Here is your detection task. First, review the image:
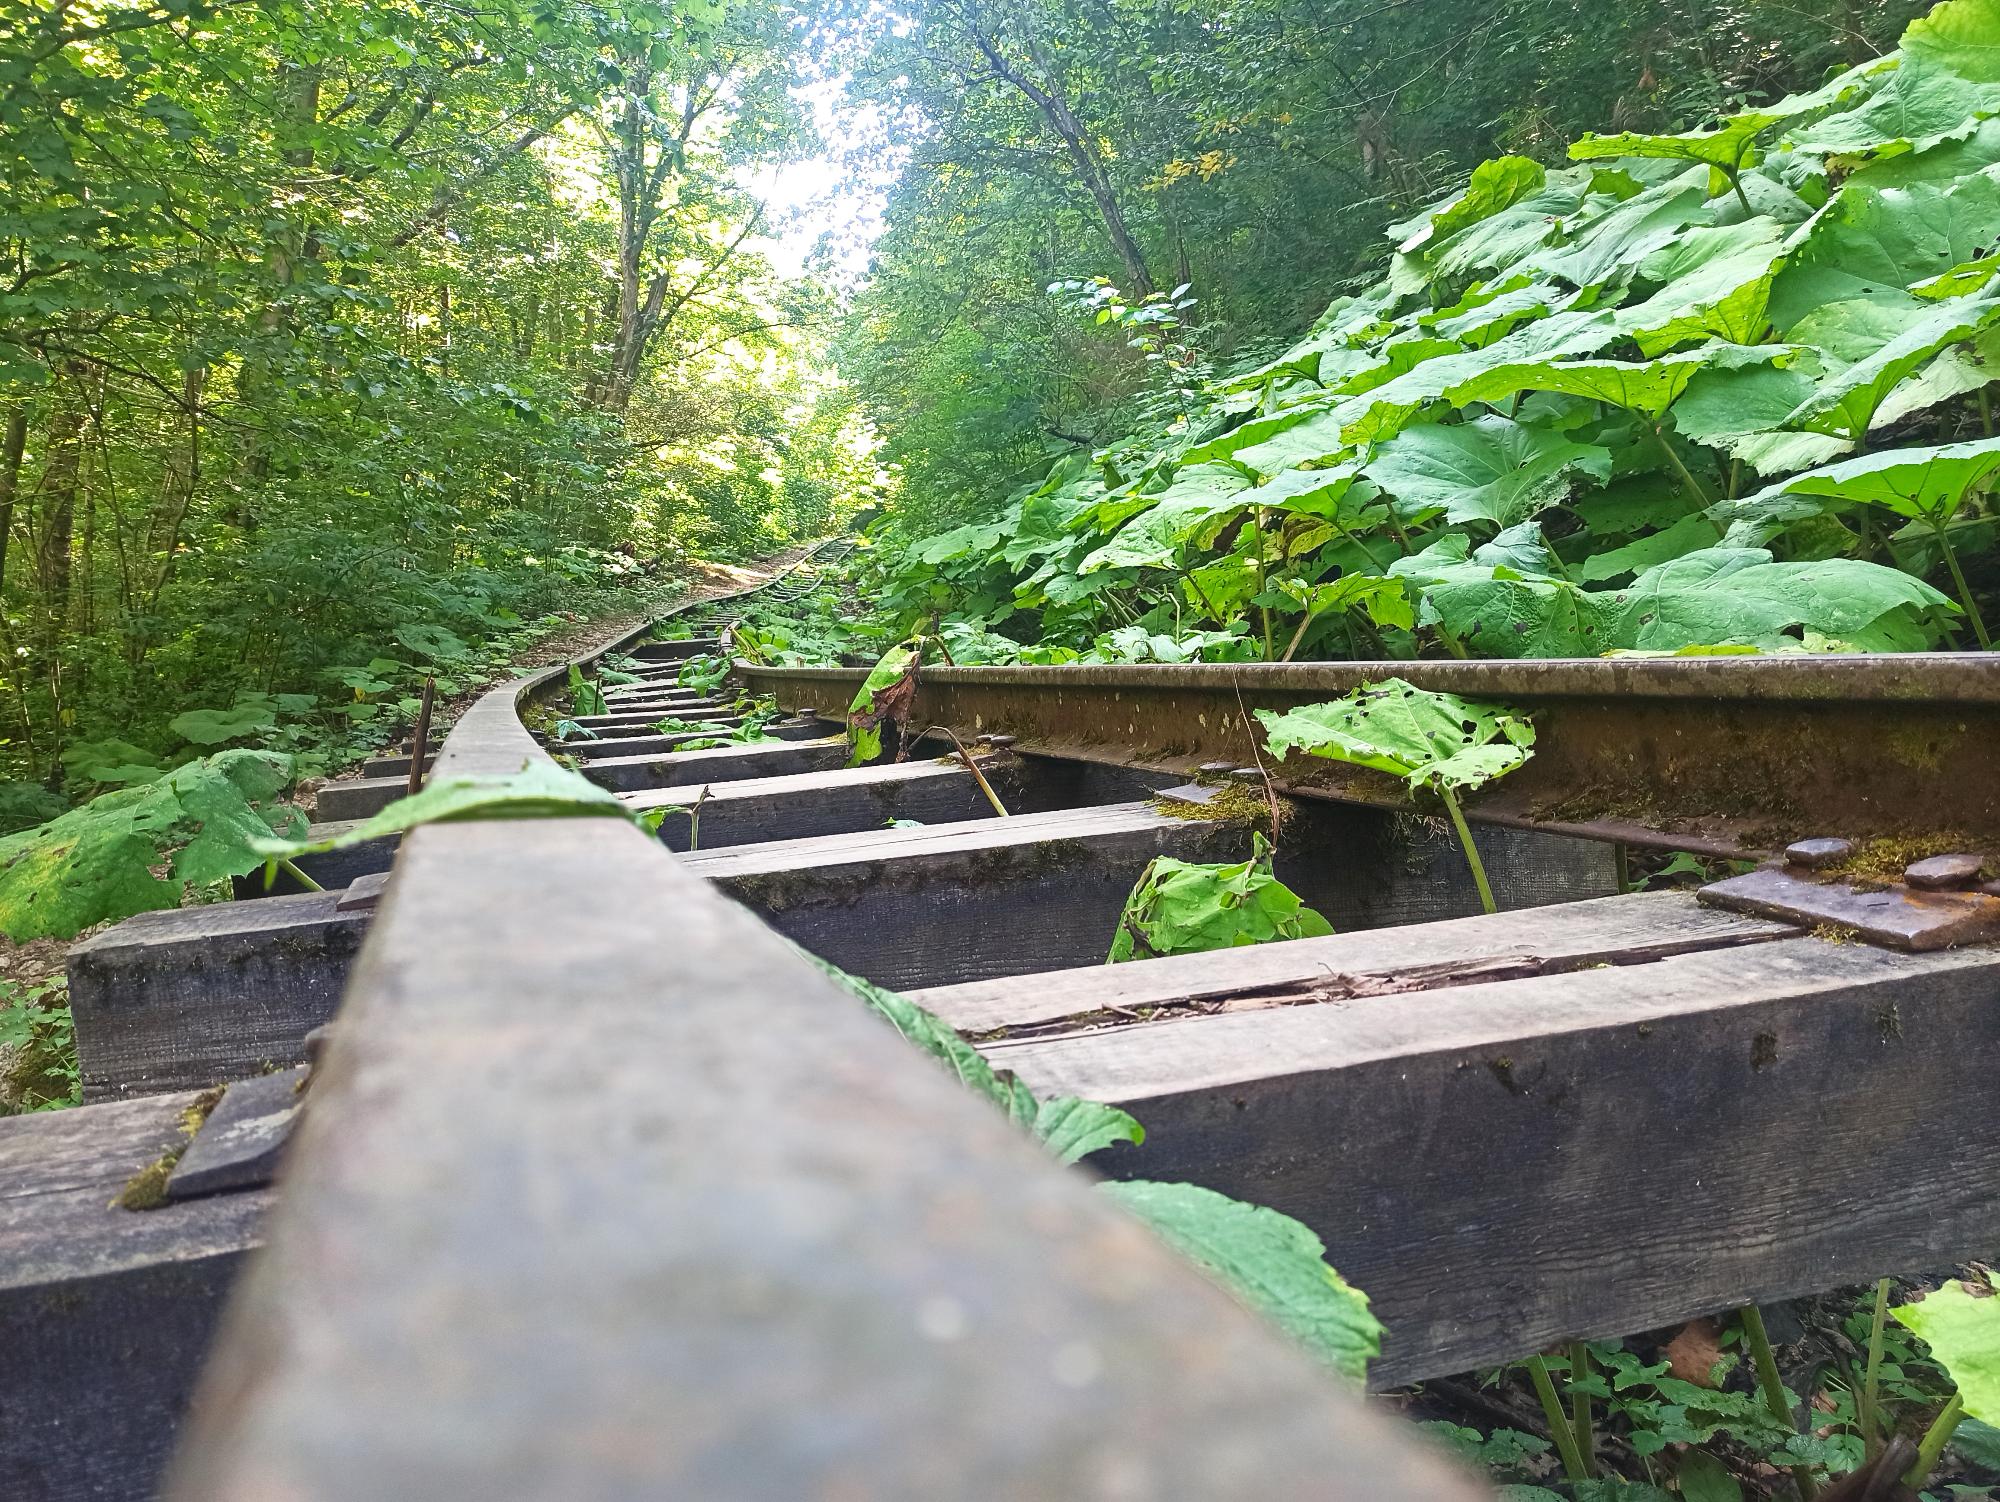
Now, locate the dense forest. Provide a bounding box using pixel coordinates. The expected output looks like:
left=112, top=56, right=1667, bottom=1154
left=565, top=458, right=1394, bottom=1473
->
left=3, top=0, right=1978, bottom=818
left=0, top=0, right=881, bottom=812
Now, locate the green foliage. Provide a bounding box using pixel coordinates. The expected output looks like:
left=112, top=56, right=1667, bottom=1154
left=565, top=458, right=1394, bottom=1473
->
left=809, top=954, right=1380, bottom=1381
left=0, top=977, right=79, bottom=1115
left=1895, top=1274, right=2000, bottom=1424
left=807, top=955, right=1143, bottom=1165
left=252, top=760, right=631, bottom=862
left=827, top=0, right=1993, bottom=669
left=1258, top=680, right=1536, bottom=794
left=0, top=750, right=300, bottom=941
left=1107, top=833, right=1333, bottom=962
left=845, top=638, right=924, bottom=765
left=568, top=665, right=610, bottom=719
left=1100, top=1180, right=1383, bottom=1383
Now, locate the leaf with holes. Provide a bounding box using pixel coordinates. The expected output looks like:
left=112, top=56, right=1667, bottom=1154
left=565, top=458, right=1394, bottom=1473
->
left=1258, top=678, right=1537, bottom=794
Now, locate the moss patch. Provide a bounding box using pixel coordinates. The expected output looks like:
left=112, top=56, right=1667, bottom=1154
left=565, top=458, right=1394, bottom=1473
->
left=115, top=1085, right=226, bottom=1211
left=1148, top=781, right=1274, bottom=832
left=1823, top=833, right=1992, bottom=883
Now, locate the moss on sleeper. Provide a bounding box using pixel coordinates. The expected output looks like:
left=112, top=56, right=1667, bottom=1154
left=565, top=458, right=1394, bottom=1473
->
left=116, top=1085, right=226, bottom=1211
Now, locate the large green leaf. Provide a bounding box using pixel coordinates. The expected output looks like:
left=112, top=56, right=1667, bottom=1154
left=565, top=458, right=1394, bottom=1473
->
left=1743, top=436, right=2000, bottom=525
left=1615, top=221, right=1788, bottom=353
left=1363, top=415, right=1611, bottom=528
left=1769, top=170, right=2000, bottom=329
left=1080, top=467, right=1255, bottom=571
left=169, top=702, right=276, bottom=746
left=1892, top=1273, right=2000, bottom=1424
left=1785, top=56, right=2000, bottom=164
left=1576, top=513, right=1724, bottom=583
left=1672, top=361, right=1855, bottom=476
left=1571, top=113, right=1782, bottom=192
left=1400, top=155, right=1547, bottom=254
left=252, top=759, right=630, bottom=860
left=1784, top=293, right=2000, bottom=436
left=1258, top=678, right=1536, bottom=793
left=1101, top=1179, right=1382, bottom=1382
left=0, top=750, right=299, bottom=941
left=1598, top=548, right=1954, bottom=650
left=1903, top=0, right=2000, bottom=83
left=1448, top=345, right=1755, bottom=420
left=1527, top=178, right=1714, bottom=289
left=1107, top=833, right=1333, bottom=962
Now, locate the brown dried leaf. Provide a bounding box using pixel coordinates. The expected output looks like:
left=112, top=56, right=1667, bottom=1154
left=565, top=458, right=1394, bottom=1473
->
left=1664, top=1316, right=1727, bottom=1388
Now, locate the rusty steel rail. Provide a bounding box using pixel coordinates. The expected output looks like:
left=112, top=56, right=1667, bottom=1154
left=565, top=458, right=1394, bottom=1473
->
left=738, top=654, right=2000, bottom=855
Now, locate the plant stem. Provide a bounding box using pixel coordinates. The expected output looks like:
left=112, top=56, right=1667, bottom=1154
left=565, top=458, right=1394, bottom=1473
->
left=1569, top=1341, right=1595, bottom=1475
left=1860, top=1277, right=1890, bottom=1462
left=922, top=725, right=1011, bottom=816
left=1931, top=518, right=1993, bottom=648
left=1281, top=609, right=1320, bottom=662
left=278, top=859, right=323, bottom=893
left=1255, top=508, right=1273, bottom=660
left=1903, top=1391, right=1966, bottom=1488
left=1728, top=166, right=1754, bottom=216
left=1341, top=525, right=1392, bottom=574
left=1655, top=424, right=1720, bottom=521
left=1525, top=1354, right=1592, bottom=1481
left=1741, top=1305, right=1817, bottom=1501
left=1437, top=784, right=1497, bottom=915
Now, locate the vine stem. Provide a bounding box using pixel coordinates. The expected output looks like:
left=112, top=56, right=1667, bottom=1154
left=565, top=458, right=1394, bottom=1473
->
left=1525, top=1355, right=1591, bottom=1481
left=1903, top=1392, right=1966, bottom=1487
left=1437, top=784, right=1496, bottom=915
left=1860, top=1277, right=1890, bottom=1462
left=1742, top=1305, right=1817, bottom=1501
left=1931, top=518, right=1993, bottom=648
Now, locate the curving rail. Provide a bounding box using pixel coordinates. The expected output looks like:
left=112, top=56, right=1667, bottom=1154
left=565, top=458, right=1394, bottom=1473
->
left=158, top=549, right=1475, bottom=1499
left=13, top=546, right=2000, bottom=1502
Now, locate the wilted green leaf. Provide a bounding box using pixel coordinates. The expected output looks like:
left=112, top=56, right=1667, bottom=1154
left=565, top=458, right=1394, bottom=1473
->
left=252, top=759, right=628, bottom=859
left=1108, top=832, right=1333, bottom=962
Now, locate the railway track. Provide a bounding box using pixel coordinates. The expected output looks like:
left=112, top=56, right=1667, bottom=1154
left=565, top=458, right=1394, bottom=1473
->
left=5, top=543, right=1998, bottom=1500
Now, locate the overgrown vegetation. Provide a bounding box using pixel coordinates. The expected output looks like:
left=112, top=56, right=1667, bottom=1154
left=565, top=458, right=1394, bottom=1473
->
left=809, top=2, right=2000, bottom=670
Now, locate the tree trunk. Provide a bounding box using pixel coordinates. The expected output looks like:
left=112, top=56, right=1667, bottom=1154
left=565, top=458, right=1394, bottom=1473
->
left=0, top=406, right=27, bottom=592
left=968, top=23, right=1157, bottom=296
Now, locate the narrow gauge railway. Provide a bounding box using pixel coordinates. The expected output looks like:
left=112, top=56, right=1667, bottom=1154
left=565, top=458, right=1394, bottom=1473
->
left=5, top=544, right=1997, bottom=1501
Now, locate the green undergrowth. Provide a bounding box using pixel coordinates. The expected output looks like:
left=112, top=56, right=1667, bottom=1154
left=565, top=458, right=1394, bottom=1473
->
left=0, top=977, right=78, bottom=1115
left=752, top=1, right=2000, bottom=672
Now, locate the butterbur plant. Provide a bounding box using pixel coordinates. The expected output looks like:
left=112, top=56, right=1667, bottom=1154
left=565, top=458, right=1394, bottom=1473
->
left=1887, top=1272, right=2000, bottom=1489
left=846, top=637, right=926, bottom=764
left=1108, top=832, right=1333, bottom=962
left=1258, top=679, right=1535, bottom=915
left=567, top=664, right=607, bottom=717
